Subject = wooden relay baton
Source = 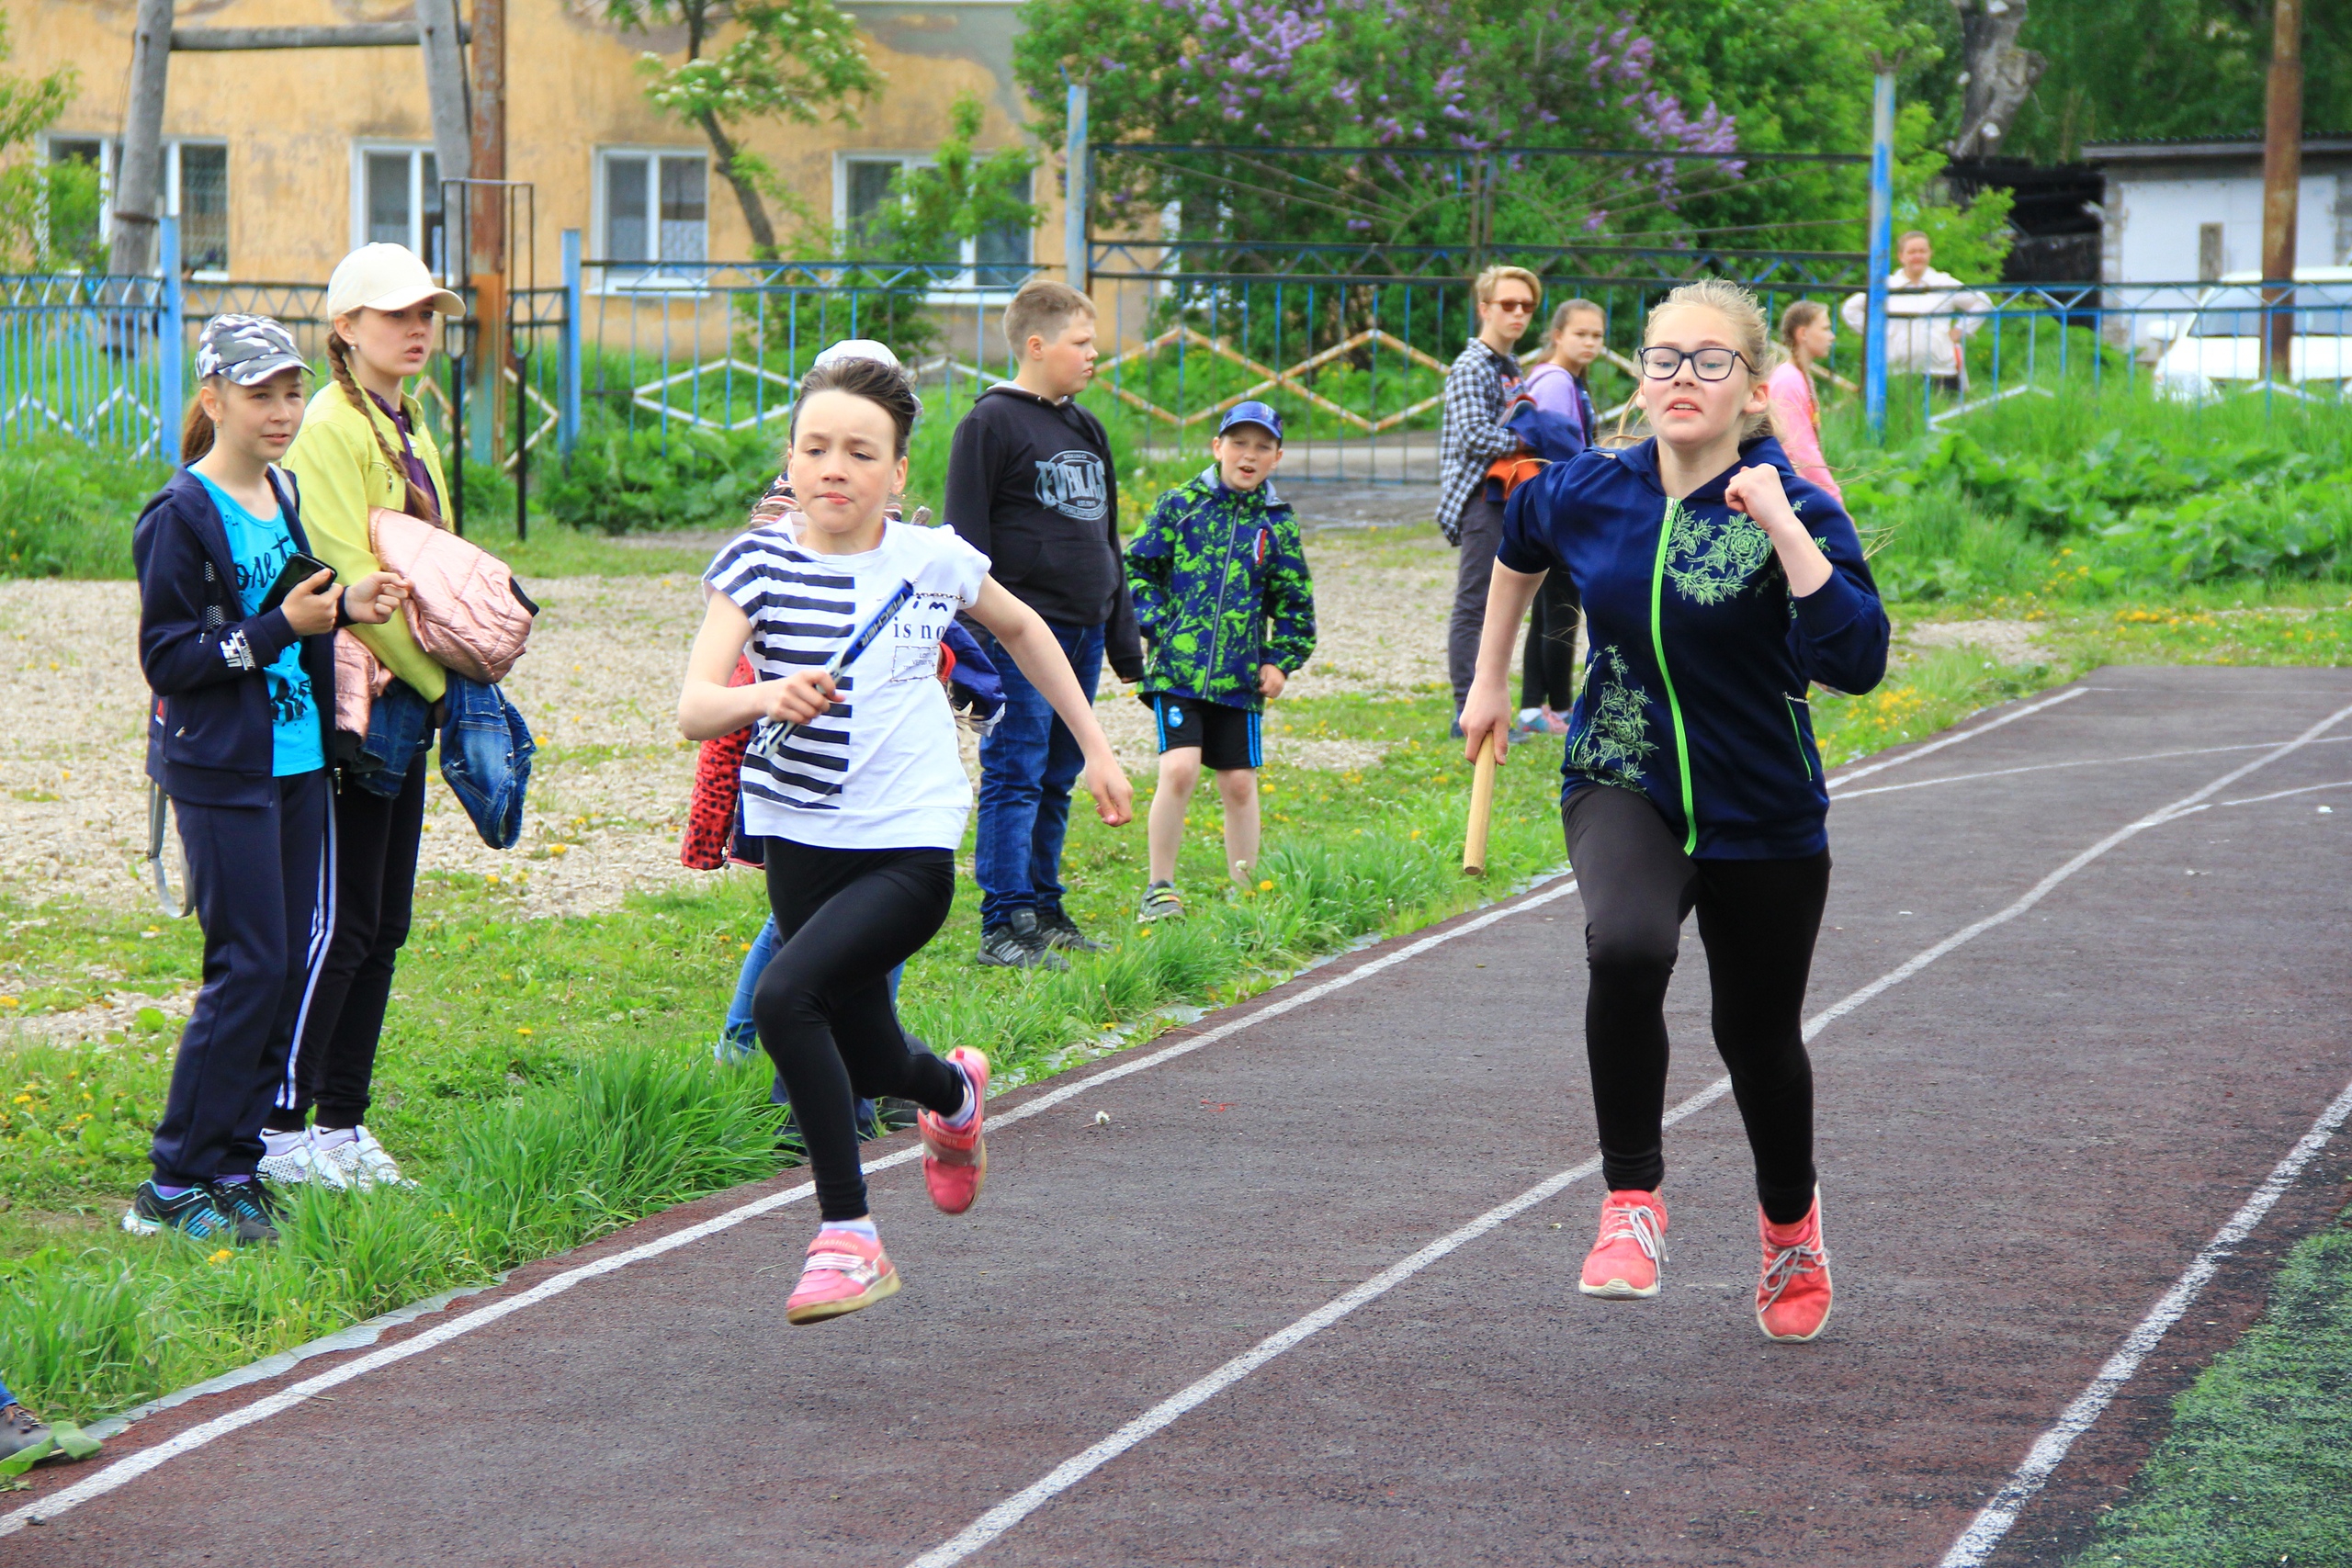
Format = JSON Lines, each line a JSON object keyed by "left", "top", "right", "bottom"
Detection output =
{"left": 1463, "top": 730, "right": 1498, "bottom": 876}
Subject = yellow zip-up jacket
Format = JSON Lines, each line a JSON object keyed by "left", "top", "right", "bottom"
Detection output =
{"left": 284, "top": 381, "right": 452, "bottom": 701}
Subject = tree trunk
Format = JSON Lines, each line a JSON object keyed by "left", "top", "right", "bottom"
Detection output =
{"left": 108, "top": 0, "right": 174, "bottom": 277}
{"left": 697, "top": 111, "right": 779, "bottom": 257}
{"left": 1950, "top": 0, "right": 2047, "bottom": 158}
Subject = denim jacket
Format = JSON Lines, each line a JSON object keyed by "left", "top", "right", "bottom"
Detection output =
{"left": 354, "top": 679, "right": 436, "bottom": 795}
{"left": 438, "top": 675, "right": 536, "bottom": 850}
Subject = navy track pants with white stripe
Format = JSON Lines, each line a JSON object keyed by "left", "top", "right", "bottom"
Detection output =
{"left": 149, "top": 771, "right": 331, "bottom": 1187}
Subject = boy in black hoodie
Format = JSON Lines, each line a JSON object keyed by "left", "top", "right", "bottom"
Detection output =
{"left": 945, "top": 279, "right": 1143, "bottom": 967}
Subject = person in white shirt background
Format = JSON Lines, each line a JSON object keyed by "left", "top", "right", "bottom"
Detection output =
{"left": 1840, "top": 231, "right": 1992, "bottom": 388}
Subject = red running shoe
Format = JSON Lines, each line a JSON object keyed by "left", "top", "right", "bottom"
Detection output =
{"left": 1578, "top": 1188, "right": 1668, "bottom": 1299}
{"left": 786, "top": 1227, "right": 900, "bottom": 1325}
{"left": 1756, "top": 1190, "right": 1833, "bottom": 1342}
{"left": 918, "top": 1047, "right": 990, "bottom": 1215}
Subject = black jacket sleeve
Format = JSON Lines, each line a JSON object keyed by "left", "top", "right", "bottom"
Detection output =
{"left": 133, "top": 491, "right": 298, "bottom": 697}
{"left": 944, "top": 409, "right": 997, "bottom": 560}
{"left": 1084, "top": 404, "right": 1145, "bottom": 682}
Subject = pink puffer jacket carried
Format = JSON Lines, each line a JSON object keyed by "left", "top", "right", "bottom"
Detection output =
{"left": 334, "top": 629, "right": 395, "bottom": 739}
{"left": 367, "top": 508, "right": 536, "bottom": 683}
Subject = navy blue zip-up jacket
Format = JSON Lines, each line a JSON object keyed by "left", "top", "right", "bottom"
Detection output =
{"left": 135, "top": 467, "right": 340, "bottom": 807}
{"left": 1499, "top": 434, "right": 1888, "bottom": 859}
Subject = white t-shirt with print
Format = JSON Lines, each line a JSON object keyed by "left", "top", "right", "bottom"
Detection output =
{"left": 706, "top": 518, "right": 991, "bottom": 851}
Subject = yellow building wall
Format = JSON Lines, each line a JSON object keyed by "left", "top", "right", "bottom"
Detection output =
{"left": 21, "top": 0, "right": 1066, "bottom": 296}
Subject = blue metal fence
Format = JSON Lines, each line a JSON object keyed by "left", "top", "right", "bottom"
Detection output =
{"left": 5, "top": 219, "right": 2343, "bottom": 492}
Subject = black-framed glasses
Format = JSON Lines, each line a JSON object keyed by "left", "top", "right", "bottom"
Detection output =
{"left": 1638, "top": 346, "right": 1752, "bottom": 381}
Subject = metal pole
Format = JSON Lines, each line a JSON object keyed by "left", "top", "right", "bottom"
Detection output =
{"left": 560, "top": 227, "right": 582, "bottom": 456}
{"left": 469, "top": 0, "right": 507, "bottom": 465}
{"left": 1865, "top": 68, "right": 1894, "bottom": 443}
{"left": 2259, "top": 0, "right": 2304, "bottom": 383}
{"left": 108, "top": 0, "right": 175, "bottom": 278}
{"left": 1065, "top": 80, "right": 1090, "bottom": 297}
{"left": 158, "top": 216, "right": 183, "bottom": 466}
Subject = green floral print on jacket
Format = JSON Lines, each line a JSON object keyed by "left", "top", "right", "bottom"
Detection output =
{"left": 1126, "top": 467, "right": 1317, "bottom": 712}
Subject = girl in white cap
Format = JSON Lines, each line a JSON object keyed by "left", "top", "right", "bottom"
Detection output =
{"left": 268, "top": 244, "right": 465, "bottom": 1190}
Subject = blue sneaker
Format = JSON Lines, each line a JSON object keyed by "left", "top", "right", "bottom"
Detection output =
{"left": 122, "top": 1180, "right": 245, "bottom": 1243}
{"left": 713, "top": 1021, "right": 760, "bottom": 1066}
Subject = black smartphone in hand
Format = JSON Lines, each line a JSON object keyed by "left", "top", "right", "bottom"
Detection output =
{"left": 256, "top": 553, "right": 334, "bottom": 615}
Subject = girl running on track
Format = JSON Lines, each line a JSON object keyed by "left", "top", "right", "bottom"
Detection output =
{"left": 679, "top": 354, "right": 1134, "bottom": 1325}
{"left": 1459, "top": 278, "right": 1888, "bottom": 1343}
{"left": 1765, "top": 300, "right": 1843, "bottom": 502}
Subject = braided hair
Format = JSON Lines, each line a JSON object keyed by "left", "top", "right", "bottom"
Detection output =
{"left": 327, "top": 326, "right": 442, "bottom": 523}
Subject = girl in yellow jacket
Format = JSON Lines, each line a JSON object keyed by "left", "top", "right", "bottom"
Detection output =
{"left": 265, "top": 243, "right": 462, "bottom": 1190}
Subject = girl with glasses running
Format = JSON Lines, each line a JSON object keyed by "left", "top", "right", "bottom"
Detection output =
{"left": 679, "top": 355, "right": 1133, "bottom": 1325}
{"left": 1458, "top": 278, "right": 1889, "bottom": 1343}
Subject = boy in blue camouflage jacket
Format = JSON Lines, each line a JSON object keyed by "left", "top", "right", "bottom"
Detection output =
{"left": 1125, "top": 401, "right": 1317, "bottom": 921}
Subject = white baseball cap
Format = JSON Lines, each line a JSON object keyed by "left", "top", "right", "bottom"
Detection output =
{"left": 810, "top": 338, "right": 903, "bottom": 372}
{"left": 326, "top": 243, "right": 464, "bottom": 319}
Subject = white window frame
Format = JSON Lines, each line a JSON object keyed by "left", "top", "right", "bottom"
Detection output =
{"left": 591, "top": 146, "right": 712, "bottom": 293}
{"left": 348, "top": 142, "right": 446, "bottom": 271}
{"left": 833, "top": 151, "right": 1035, "bottom": 301}
{"left": 38, "top": 133, "right": 229, "bottom": 276}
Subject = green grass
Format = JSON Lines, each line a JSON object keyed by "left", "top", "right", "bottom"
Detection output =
{"left": 2066, "top": 1213, "right": 2352, "bottom": 1568}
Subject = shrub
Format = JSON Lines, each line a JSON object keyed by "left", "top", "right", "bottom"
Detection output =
{"left": 0, "top": 440, "right": 164, "bottom": 579}
{"left": 540, "top": 420, "right": 778, "bottom": 535}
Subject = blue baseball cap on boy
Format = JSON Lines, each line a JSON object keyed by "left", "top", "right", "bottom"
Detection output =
{"left": 1217, "top": 400, "right": 1283, "bottom": 442}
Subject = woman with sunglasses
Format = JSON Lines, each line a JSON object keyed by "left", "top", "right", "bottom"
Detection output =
{"left": 1458, "top": 279, "right": 1888, "bottom": 1345}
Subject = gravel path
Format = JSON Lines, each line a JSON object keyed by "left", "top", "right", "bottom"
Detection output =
{"left": 0, "top": 524, "right": 1456, "bottom": 928}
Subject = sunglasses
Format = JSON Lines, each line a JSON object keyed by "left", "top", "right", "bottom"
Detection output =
{"left": 1489, "top": 299, "right": 1538, "bottom": 313}
{"left": 1638, "top": 346, "right": 1753, "bottom": 382}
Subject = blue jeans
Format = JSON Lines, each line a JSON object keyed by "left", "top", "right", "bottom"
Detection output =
{"left": 973, "top": 620, "right": 1103, "bottom": 929}
{"left": 723, "top": 915, "right": 891, "bottom": 1125}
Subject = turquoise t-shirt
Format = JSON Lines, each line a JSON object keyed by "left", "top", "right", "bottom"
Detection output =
{"left": 196, "top": 471, "right": 325, "bottom": 777}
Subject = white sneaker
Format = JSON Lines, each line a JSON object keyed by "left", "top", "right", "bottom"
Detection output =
{"left": 256, "top": 1130, "right": 353, "bottom": 1191}
{"left": 345, "top": 1124, "right": 415, "bottom": 1190}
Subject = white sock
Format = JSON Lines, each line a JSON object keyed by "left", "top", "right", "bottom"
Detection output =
{"left": 941, "top": 1064, "right": 980, "bottom": 1130}
{"left": 260, "top": 1129, "right": 306, "bottom": 1158}
{"left": 820, "top": 1218, "right": 879, "bottom": 1244}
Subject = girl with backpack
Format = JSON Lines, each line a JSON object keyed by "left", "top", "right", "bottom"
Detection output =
{"left": 266, "top": 243, "right": 464, "bottom": 1190}
{"left": 130, "top": 314, "right": 407, "bottom": 1243}
{"left": 1459, "top": 278, "right": 1888, "bottom": 1344}
{"left": 679, "top": 354, "right": 1132, "bottom": 1325}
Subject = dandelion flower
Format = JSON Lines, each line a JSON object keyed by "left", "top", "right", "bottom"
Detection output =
{"left": 517, "top": 1026, "right": 535, "bottom": 1036}
{"left": 1258, "top": 879, "right": 1273, "bottom": 892}
{"left": 208, "top": 1247, "right": 233, "bottom": 1266}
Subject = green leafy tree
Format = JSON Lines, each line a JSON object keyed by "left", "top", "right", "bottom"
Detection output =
{"left": 0, "top": 13, "right": 100, "bottom": 269}
{"left": 604, "top": 0, "right": 882, "bottom": 256}
{"left": 1996, "top": 0, "right": 2350, "bottom": 163}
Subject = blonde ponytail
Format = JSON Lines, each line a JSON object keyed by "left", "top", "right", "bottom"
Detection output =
{"left": 327, "top": 329, "right": 442, "bottom": 523}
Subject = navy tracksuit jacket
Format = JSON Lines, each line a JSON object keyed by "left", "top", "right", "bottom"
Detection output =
{"left": 134, "top": 468, "right": 343, "bottom": 1186}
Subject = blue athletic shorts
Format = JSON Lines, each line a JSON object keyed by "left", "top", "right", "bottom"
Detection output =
{"left": 1146, "top": 693, "right": 1261, "bottom": 772}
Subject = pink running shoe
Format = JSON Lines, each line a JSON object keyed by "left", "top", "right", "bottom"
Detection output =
{"left": 1756, "top": 1191, "right": 1833, "bottom": 1342}
{"left": 1578, "top": 1188, "right": 1668, "bottom": 1299}
{"left": 917, "top": 1047, "right": 990, "bottom": 1215}
{"left": 786, "top": 1226, "right": 900, "bottom": 1325}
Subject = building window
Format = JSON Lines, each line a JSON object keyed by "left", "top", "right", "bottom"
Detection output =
{"left": 41, "top": 136, "right": 228, "bottom": 274}
{"left": 837, "top": 153, "right": 1032, "bottom": 290}
{"left": 598, "top": 150, "right": 707, "bottom": 281}
{"left": 355, "top": 146, "right": 446, "bottom": 272}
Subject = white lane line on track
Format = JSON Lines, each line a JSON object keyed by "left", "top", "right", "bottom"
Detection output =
{"left": 1828, "top": 735, "right": 2352, "bottom": 801}
{"left": 1939, "top": 1075, "right": 2352, "bottom": 1568}
{"left": 0, "top": 876, "right": 1584, "bottom": 1537}
{"left": 2218, "top": 777, "right": 2352, "bottom": 807}
{"left": 1824, "top": 685, "right": 2088, "bottom": 787}
{"left": 899, "top": 699, "right": 2352, "bottom": 1568}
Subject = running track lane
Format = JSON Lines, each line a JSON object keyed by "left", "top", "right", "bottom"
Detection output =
{"left": 8, "top": 666, "right": 2349, "bottom": 1567}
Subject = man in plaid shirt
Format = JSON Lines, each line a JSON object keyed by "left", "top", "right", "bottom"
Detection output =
{"left": 1438, "top": 265, "right": 1541, "bottom": 726}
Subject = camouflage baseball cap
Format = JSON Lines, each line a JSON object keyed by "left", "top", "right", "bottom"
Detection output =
{"left": 195, "top": 314, "right": 307, "bottom": 386}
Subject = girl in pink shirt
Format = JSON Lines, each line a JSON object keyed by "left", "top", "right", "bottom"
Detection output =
{"left": 1765, "top": 301, "right": 1842, "bottom": 503}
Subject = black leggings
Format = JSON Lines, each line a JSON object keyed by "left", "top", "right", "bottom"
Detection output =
{"left": 1563, "top": 785, "right": 1828, "bottom": 1224}
{"left": 755, "top": 839, "right": 965, "bottom": 1222}
{"left": 1521, "top": 570, "right": 1582, "bottom": 712}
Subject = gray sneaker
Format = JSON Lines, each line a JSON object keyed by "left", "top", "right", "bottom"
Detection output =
{"left": 1137, "top": 881, "right": 1184, "bottom": 922}
{"left": 978, "top": 908, "right": 1068, "bottom": 971}
{"left": 1036, "top": 907, "right": 1106, "bottom": 953}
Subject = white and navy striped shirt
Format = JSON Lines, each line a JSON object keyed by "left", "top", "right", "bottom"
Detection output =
{"left": 706, "top": 518, "right": 990, "bottom": 850}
